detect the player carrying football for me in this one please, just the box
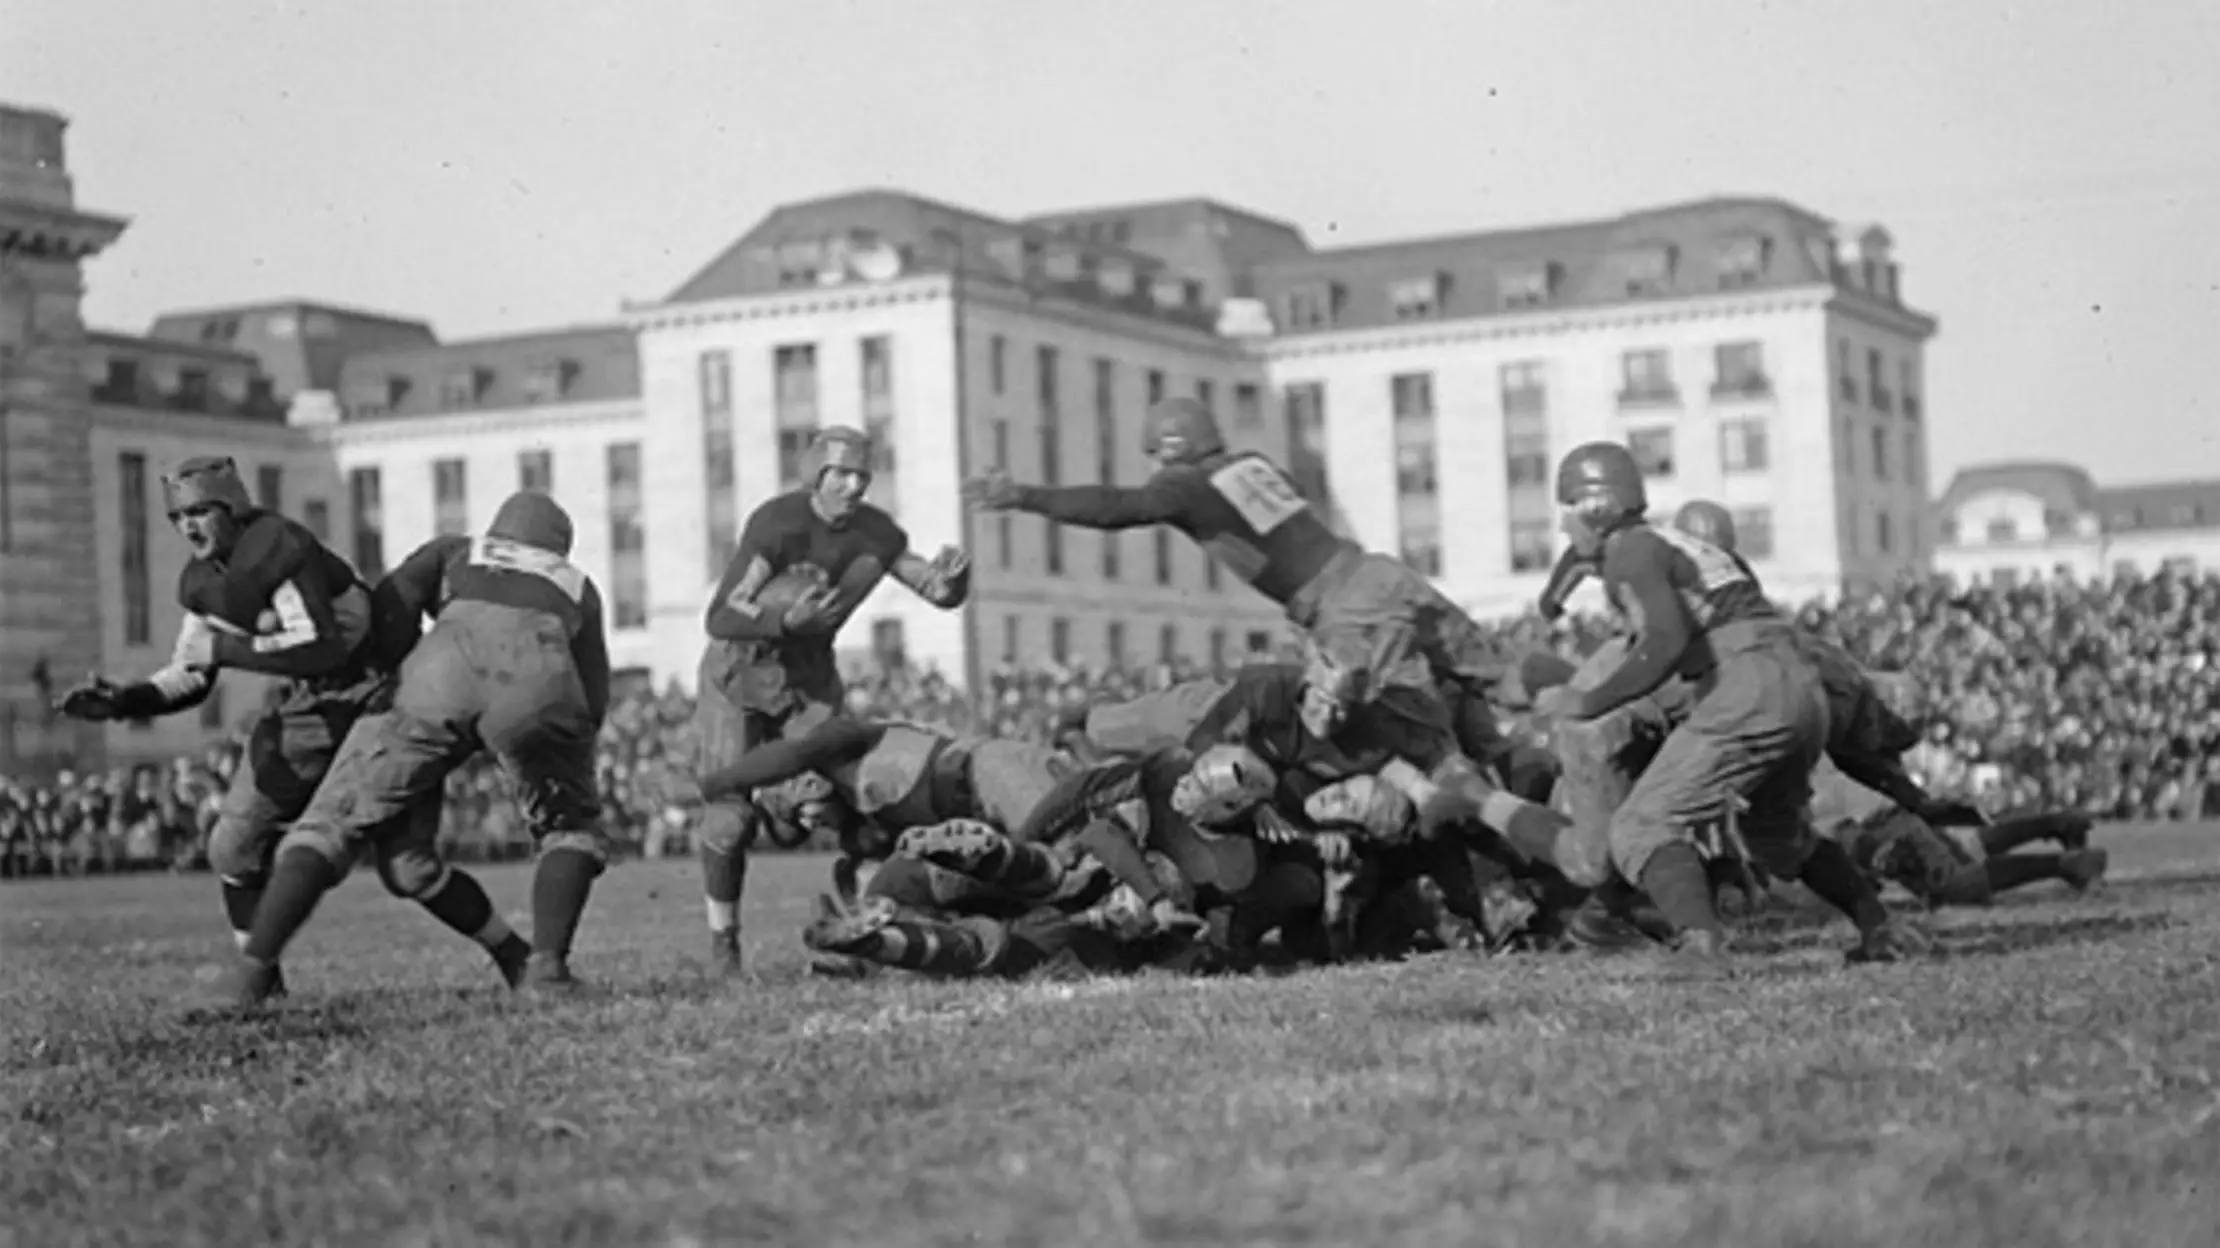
[694,427,969,977]
[53,456,470,994]
[1530,444,1902,970]
[205,492,616,1007]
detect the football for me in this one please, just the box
[752,565,830,618]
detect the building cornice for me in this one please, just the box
[0,197,128,259]
[957,276,1251,360]
[1826,292,1940,340]
[621,277,954,333]
[315,398,643,447]
[1260,284,1842,362]
[89,404,309,444]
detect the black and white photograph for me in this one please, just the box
[3,2,2217,1243]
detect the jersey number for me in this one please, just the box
[1210,458,1309,536]
[473,536,586,601]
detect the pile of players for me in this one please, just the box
[63,401,2107,1012]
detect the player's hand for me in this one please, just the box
[57,674,123,722]
[780,587,842,636]
[1532,685,1582,720]
[1252,805,1303,844]
[961,470,1025,512]
[1312,831,1355,867]
[921,545,970,604]
[1148,897,1205,935]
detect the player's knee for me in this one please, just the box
[1556,822,1615,888]
[208,816,281,882]
[1606,813,1676,885]
[272,823,355,877]
[539,828,609,871]
[375,844,447,899]
[694,802,758,856]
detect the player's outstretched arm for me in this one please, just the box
[696,717,885,803]
[889,546,971,609]
[965,469,1189,531]
[704,551,787,642]
[1561,531,1693,719]
[58,616,218,722]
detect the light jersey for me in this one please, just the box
[835,722,961,829]
[1613,524,1777,635]
[1185,453,1346,602]
[436,535,591,636]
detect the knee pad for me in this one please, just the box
[375,844,447,899]
[540,828,609,870]
[695,802,759,856]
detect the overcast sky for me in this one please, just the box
[6,0,2217,485]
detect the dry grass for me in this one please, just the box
[7,822,2220,1247]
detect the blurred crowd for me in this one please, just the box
[7,566,2218,880]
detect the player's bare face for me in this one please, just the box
[813,467,869,523]
[173,504,237,561]
[795,799,849,840]
[1298,686,1346,738]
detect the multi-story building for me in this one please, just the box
[1250,198,1940,615]
[1932,461,2220,584]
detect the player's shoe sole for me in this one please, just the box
[2062,847,2108,891]
[895,821,1005,873]
[803,892,898,954]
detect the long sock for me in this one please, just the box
[849,918,991,975]
[1979,813,2084,855]
[221,876,265,953]
[1797,839,1890,931]
[1638,841,1723,938]
[413,868,516,952]
[532,848,601,958]
[701,844,745,933]
[1984,853,2064,893]
[961,840,1061,894]
[242,850,341,965]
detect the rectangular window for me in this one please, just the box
[1194,378,1215,416]
[860,336,896,506]
[1158,622,1177,664]
[432,458,468,536]
[1002,615,1019,663]
[119,452,150,646]
[1146,369,1166,407]
[1733,507,1775,559]
[1500,360,1546,415]
[774,343,818,427]
[1283,381,1332,506]
[175,368,210,412]
[990,335,1008,395]
[1877,509,1895,554]
[1712,341,1769,397]
[1392,372,1440,577]
[1871,425,1890,480]
[871,619,906,671]
[1628,428,1675,479]
[1050,617,1071,664]
[1209,627,1228,670]
[519,448,553,494]
[1509,518,1553,573]
[1388,274,1443,320]
[606,442,647,629]
[349,467,385,579]
[303,499,330,543]
[1094,359,1119,579]
[436,369,477,412]
[1106,621,1128,667]
[1232,382,1262,430]
[1867,348,1889,411]
[1837,338,1858,402]
[1900,359,1922,418]
[1154,528,1173,585]
[1720,418,1769,473]
[256,464,283,513]
[1619,349,1676,405]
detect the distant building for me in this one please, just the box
[1932,461,2220,584]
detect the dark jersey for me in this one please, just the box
[705,492,909,647]
[177,510,376,681]
[1011,750,1258,895]
[1575,522,1780,717]
[1015,452,1350,604]
[1183,664,1456,807]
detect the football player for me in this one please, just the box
[694,426,970,976]
[1839,804,2105,908]
[1531,444,1901,969]
[53,456,469,994]
[205,492,614,1007]
[962,397,1514,768]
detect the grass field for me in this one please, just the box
[7,825,2220,1248]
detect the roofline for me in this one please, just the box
[85,329,259,365]
[1023,196,1307,236]
[148,298,436,332]
[340,320,630,360]
[0,101,69,125]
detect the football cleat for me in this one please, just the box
[894,820,1005,874]
[492,934,534,989]
[2061,847,2108,892]
[203,958,285,1012]
[521,952,581,992]
[802,892,898,954]
[707,925,745,978]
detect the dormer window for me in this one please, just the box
[1149,275,1193,311]
[773,240,823,287]
[1096,259,1136,298]
[1282,281,1343,330]
[522,359,575,405]
[437,367,489,411]
[1388,273,1446,321]
[1623,245,1677,297]
[1043,246,1090,283]
[1499,261,1560,310]
[1716,235,1771,289]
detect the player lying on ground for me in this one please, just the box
[690,713,1072,901]
[1820,773,2106,908]
[53,456,482,998]
[1529,444,1910,972]
[206,492,617,1008]
[694,426,970,977]
[964,397,1517,770]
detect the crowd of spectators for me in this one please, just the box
[6,566,2217,879]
